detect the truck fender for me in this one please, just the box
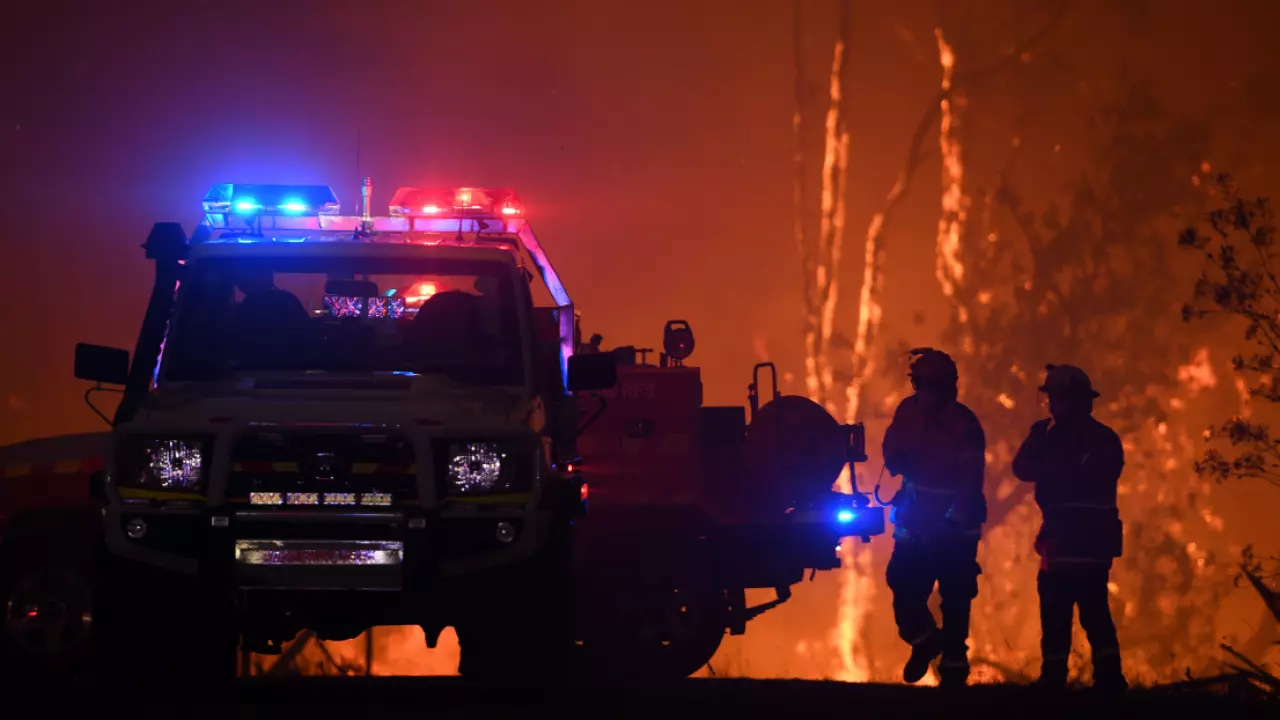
[1,507,103,558]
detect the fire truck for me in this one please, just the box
[0,180,883,686]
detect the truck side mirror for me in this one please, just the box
[567,353,618,392]
[75,343,130,386]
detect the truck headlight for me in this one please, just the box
[441,441,536,496]
[447,442,506,493]
[124,438,209,493]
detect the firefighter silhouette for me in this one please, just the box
[881,348,987,687]
[230,266,311,368]
[1013,364,1128,692]
[409,290,490,364]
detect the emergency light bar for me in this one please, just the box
[203,184,340,216]
[388,187,524,219]
[203,184,343,230]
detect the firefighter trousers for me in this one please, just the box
[885,534,981,670]
[1037,565,1121,680]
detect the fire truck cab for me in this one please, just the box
[75,182,611,688]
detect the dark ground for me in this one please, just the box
[31,677,1278,718]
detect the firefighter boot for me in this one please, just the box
[938,654,970,689]
[903,631,943,684]
[1092,653,1127,694]
[1031,664,1068,691]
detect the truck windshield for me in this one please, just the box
[164,255,525,386]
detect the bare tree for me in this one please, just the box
[795,0,853,413]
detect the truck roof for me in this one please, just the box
[188,234,523,268]
[191,181,575,386]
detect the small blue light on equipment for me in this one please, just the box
[836,509,856,523]
[234,199,262,214]
[279,199,308,213]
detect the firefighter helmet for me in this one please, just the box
[907,347,958,384]
[1039,364,1100,398]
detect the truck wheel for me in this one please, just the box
[91,555,239,697]
[0,538,95,680]
[456,594,571,685]
[456,526,573,685]
[576,584,728,680]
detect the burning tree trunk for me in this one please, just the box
[933,28,969,351]
[795,0,819,403]
[814,1,852,415]
[794,0,853,414]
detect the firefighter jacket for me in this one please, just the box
[1012,416,1125,565]
[882,396,987,539]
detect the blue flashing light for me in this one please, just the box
[836,509,855,524]
[203,183,340,216]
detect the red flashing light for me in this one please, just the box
[389,187,524,219]
[404,281,438,305]
[580,482,588,501]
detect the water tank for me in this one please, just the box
[743,395,848,512]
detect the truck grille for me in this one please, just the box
[228,431,418,508]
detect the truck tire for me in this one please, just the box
[574,584,728,680]
[456,522,574,685]
[0,536,95,681]
[91,554,239,698]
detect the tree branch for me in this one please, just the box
[1242,564,1280,625]
[892,1,1072,199]
[1221,643,1280,693]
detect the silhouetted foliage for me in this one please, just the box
[1180,179,1280,695]
[1180,178,1280,489]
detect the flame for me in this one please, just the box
[1176,347,1217,393]
[250,626,460,677]
[816,36,851,412]
[934,28,968,305]
[1234,376,1252,417]
[843,181,897,425]
[832,466,875,681]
